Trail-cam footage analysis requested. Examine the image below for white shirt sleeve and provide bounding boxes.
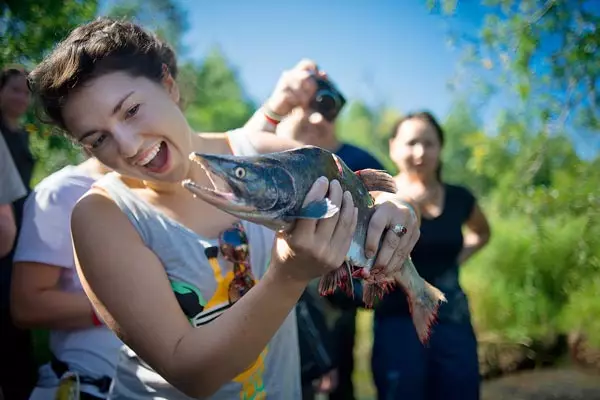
[13,173,90,269]
[226,128,259,157]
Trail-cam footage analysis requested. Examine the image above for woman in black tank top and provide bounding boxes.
[371,111,491,400]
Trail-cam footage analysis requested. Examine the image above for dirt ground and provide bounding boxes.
[481,368,600,400]
[353,311,600,400]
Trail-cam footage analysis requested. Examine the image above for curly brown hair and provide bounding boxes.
[28,17,178,132]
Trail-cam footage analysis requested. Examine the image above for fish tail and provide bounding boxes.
[355,169,397,193]
[318,264,352,297]
[393,257,446,344]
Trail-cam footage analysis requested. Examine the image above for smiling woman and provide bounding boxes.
[27,17,419,399]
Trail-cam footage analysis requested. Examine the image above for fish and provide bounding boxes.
[182,145,446,343]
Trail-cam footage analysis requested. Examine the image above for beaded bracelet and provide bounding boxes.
[262,106,285,125]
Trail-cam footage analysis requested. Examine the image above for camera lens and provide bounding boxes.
[310,77,345,122]
[316,90,336,111]
[315,90,338,120]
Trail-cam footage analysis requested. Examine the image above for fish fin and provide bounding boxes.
[318,264,351,297]
[295,198,339,219]
[362,280,394,309]
[355,169,397,193]
[393,257,447,345]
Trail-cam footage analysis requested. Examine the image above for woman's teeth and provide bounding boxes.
[137,143,161,166]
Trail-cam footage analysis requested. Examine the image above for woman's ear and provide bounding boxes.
[161,64,180,106]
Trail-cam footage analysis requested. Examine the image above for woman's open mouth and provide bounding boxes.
[138,141,170,173]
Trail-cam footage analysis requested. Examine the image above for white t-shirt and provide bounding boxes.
[13,165,123,398]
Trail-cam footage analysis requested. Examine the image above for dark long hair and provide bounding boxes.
[390,111,445,181]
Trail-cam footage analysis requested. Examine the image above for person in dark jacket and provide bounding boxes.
[244,59,385,400]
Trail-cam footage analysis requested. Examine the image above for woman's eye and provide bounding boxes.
[91,134,107,149]
[125,104,140,119]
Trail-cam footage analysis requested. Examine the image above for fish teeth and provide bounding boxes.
[137,143,161,166]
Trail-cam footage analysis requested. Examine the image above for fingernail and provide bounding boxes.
[317,176,328,183]
[365,250,374,258]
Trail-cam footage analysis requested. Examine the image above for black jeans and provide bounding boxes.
[0,306,37,400]
[371,315,480,400]
[328,308,357,400]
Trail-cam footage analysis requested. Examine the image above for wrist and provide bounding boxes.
[265,99,291,119]
[262,105,284,126]
[265,260,311,291]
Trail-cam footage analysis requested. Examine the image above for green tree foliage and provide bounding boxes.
[335,101,401,173]
[105,0,188,53]
[427,0,600,345]
[1,0,98,67]
[180,46,256,133]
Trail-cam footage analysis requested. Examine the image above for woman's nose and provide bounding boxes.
[413,144,425,158]
[113,125,142,159]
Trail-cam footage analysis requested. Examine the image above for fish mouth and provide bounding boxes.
[182,153,256,213]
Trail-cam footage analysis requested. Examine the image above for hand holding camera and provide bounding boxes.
[266,59,346,122]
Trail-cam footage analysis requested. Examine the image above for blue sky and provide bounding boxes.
[176,0,481,120]
[99,0,598,159]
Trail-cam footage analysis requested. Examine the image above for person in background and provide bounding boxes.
[0,133,26,259]
[0,65,37,400]
[0,66,35,220]
[245,59,386,400]
[0,131,25,400]
[11,158,117,400]
[372,111,491,400]
[27,18,418,400]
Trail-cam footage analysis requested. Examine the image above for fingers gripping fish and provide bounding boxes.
[183,146,446,343]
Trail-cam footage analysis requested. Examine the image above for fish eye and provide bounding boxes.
[234,167,246,178]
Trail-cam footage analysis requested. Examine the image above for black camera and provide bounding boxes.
[309,76,346,122]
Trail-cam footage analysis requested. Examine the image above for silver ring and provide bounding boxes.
[391,223,408,238]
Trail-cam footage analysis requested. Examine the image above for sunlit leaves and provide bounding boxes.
[181,47,255,133]
[427,0,600,345]
[106,0,188,54]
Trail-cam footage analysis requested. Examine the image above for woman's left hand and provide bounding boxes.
[364,198,420,273]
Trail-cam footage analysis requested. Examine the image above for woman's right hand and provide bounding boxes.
[272,177,358,283]
[266,59,325,117]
